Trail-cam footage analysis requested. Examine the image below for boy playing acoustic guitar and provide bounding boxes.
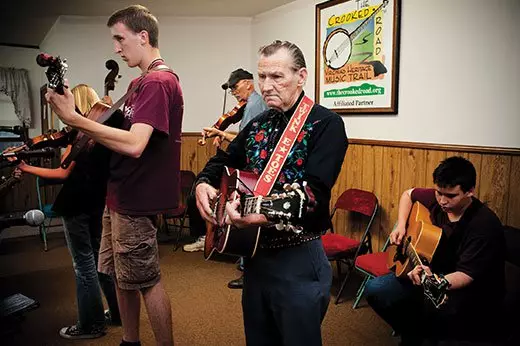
[365,156,505,345]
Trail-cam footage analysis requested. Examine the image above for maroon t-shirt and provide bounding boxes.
[106,64,184,215]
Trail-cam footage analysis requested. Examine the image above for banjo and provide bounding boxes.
[323,0,389,70]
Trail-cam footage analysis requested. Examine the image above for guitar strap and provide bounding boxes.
[253,95,314,197]
[61,64,177,168]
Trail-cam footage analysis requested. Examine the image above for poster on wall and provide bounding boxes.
[315,0,401,114]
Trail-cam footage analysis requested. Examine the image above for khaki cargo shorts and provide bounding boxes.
[98,207,160,290]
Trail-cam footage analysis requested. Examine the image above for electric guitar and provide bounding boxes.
[204,167,315,260]
[387,201,449,308]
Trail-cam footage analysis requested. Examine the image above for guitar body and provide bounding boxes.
[73,102,107,148]
[65,101,123,159]
[204,167,261,260]
[387,202,443,278]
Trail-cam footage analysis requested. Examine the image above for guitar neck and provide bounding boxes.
[242,196,261,216]
[404,238,423,267]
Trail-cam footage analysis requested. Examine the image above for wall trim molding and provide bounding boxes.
[349,139,520,155]
[182,133,520,155]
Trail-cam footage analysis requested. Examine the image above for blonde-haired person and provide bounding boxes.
[11,84,122,339]
[50,84,99,128]
[72,83,100,115]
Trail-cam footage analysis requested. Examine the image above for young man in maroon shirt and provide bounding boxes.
[45,5,183,346]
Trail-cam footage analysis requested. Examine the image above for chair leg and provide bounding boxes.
[334,262,353,305]
[162,215,170,235]
[352,275,370,309]
[173,216,186,252]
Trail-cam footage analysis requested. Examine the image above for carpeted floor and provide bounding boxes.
[0,231,397,346]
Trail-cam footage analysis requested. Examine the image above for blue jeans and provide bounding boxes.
[365,274,423,337]
[242,239,331,346]
[62,212,119,330]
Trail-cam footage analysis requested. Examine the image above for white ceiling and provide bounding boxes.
[0,0,295,48]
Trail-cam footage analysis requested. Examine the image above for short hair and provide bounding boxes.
[433,156,477,192]
[258,40,306,71]
[107,5,159,48]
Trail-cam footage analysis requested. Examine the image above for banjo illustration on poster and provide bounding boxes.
[323,0,388,70]
[316,0,400,114]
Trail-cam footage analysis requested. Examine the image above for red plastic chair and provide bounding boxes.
[163,170,197,251]
[322,188,378,304]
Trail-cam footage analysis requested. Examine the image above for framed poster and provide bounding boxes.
[315,0,401,114]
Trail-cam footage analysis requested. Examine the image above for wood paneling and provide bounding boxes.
[350,139,520,155]
[177,135,520,247]
[361,145,383,250]
[424,150,446,187]
[507,156,520,228]
[468,153,483,196]
[479,155,511,222]
[378,147,402,250]
[3,135,519,240]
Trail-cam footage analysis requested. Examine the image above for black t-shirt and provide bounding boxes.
[411,188,505,312]
[52,143,111,217]
[52,115,122,217]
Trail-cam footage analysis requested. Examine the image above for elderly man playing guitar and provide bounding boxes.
[195,40,348,346]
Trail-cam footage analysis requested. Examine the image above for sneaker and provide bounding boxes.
[105,309,122,326]
[59,324,106,339]
[183,236,205,252]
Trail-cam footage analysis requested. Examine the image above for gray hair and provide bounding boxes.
[258,40,306,71]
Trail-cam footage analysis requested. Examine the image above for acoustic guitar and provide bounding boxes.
[387,201,449,308]
[204,166,314,260]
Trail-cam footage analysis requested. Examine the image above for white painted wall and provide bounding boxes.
[252,0,520,148]
[41,15,254,133]
[1,15,253,136]
[1,0,519,149]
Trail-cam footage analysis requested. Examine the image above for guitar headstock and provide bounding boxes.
[258,182,316,233]
[37,53,68,95]
[422,273,449,309]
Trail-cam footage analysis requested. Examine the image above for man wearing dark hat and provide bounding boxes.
[202,68,268,145]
